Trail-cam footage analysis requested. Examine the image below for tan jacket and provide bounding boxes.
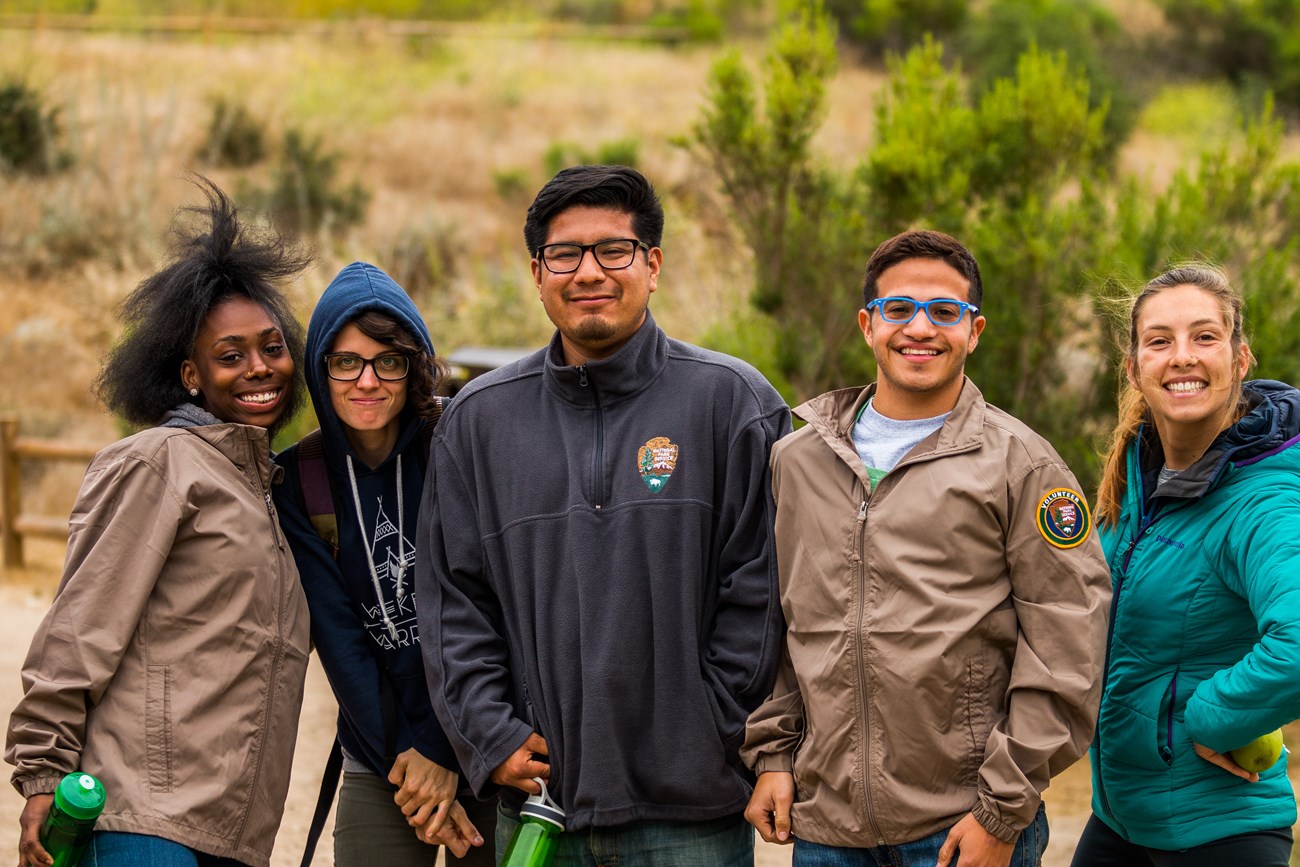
[7,423,310,867]
[742,381,1110,846]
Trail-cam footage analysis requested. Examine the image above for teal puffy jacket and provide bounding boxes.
[1091,380,1300,849]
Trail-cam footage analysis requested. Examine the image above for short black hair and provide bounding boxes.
[523,164,665,256]
[861,229,983,311]
[95,176,310,432]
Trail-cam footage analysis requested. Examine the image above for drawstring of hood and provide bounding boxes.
[346,453,407,641]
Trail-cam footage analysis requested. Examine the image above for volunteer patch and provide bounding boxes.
[637,437,678,492]
[1037,488,1091,549]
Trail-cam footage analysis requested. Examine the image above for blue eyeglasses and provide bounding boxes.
[865,297,980,326]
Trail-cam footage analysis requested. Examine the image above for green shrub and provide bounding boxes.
[542,137,640,179]
[960,0,1140,162]
[492,166,531,201]
[257,128,370,234]
[381,219,460,307]
[198,97,267,168]
[1157,0,1300,113]
[0,81,66,174]
[829,0,969,58]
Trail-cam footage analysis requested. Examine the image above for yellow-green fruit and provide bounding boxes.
[1229,729,1285,773]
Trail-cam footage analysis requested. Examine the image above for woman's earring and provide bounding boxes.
[190,388,199,397]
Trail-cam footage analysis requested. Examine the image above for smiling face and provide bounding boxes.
[327,321,409,445]
[181,296,295,428]
[859,257,985,419]
[1128,283,1251,446]
[531,205,661,366]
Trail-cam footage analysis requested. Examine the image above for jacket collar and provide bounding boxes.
[1136,379,1300,504]
[542,311,668,406]
[795,376,987,466]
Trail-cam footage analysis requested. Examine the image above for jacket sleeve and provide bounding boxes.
[741,646,805,774]
[272,459,457,774]
[1184,492,1300,751]
[416,432,532,796]
[972,459,1112,842]
[6,452,181,797]
[700,404,792,760]
[739,435,804,774]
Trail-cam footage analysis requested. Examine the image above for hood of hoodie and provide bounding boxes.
[305,261,434,468]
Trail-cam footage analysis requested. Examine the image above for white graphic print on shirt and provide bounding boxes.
[361,495,417,649]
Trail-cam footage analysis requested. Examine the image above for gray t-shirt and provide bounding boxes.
[851,399,950,489]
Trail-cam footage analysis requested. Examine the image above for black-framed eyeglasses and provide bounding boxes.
[537,239,650,274]
[865,297,980,327]
[323,352,411,382]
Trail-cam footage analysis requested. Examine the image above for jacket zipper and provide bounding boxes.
[234,432,289,847]
[852,495,886,845]
[1162,671,1177,765]
[1095,506,1158,827]
[579,365,605,509]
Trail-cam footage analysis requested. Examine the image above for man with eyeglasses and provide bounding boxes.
[416,164,790,866]
[741,229,1110,867]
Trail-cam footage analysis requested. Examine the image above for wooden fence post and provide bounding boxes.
[0,416,22,568]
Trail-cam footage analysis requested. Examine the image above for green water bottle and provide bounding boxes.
[500,777,565,867]
[39,772,105,867]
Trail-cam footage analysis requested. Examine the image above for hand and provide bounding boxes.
[744,771,795,844]
[1193,742,1260,782]
[936,812,1015,867]
[18,794,54,867]
[413,798,485,856]
[388,749,458,837]
[490,732,550,794]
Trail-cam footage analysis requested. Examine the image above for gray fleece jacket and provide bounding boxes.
[415,312,790,830]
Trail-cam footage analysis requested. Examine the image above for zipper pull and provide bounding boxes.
[858,500,867,521]
[578,364,589,387]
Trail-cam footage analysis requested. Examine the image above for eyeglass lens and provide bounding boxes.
[542,240,640,273]
[877,298,969,325]
[326,354,409,381]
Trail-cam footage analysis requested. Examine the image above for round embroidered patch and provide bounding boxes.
[1036,488,1092,549]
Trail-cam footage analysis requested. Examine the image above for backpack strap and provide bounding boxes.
[296,429,339,559]
[299,738,342,867]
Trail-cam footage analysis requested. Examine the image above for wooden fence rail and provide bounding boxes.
[0,416,102,569]
[0,13,693,42]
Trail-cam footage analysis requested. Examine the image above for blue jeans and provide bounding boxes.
[87,832,248,867]
[495,804,753,867]
[792,804,1048,867]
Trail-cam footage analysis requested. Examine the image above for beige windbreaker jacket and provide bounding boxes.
[6,423,310,867]
[742,380,1110,847]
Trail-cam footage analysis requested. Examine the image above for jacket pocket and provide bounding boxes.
[1157,672,1178,766]
[961,656,990,786]
[145,664,173,792]
[1100,679,1174,772]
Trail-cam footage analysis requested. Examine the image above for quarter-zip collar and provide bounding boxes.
[543,311,668,407]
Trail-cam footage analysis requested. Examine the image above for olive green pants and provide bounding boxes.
[333,769,497,867]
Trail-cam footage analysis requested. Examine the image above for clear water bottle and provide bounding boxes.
[39,772,105,867]
[500,777,565,867]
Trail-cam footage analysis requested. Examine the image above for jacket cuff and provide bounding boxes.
[753,752,794,774]
[15,775,61,799]
[971,798,1021,844]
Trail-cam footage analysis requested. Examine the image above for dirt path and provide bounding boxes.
[0,551,1161,867]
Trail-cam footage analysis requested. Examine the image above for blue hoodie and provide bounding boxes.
[273,261,456,776]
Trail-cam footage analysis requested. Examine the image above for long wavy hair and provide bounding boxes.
[1094,264,1254,526]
